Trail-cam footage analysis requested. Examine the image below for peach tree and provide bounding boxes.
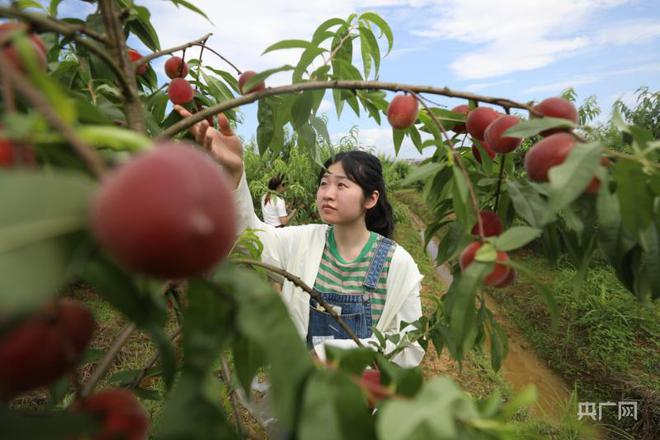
[1,1,658,439]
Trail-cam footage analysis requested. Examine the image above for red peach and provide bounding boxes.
[451,104,470,133]
[484,115,522,153]
[472,141,496,163]
[167,78,194,105]
[459,242,511,286]
[0,298,95,400]
[387,94,419,129]
[73,389,149,440]
[127,49,147,76]
[238,70,265,94]
[90,142,237,278]
[534,97,578,136]
[524,133,576,182]
[164,56,189,79]
[470,210,504,237]
[466,107,499,141]
[0,22,47,72]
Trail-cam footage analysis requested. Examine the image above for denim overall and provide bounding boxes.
[306,236,394,348]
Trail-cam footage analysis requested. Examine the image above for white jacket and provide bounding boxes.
[233,171,425,367]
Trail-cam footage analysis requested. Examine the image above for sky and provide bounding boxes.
[55,0,660,159]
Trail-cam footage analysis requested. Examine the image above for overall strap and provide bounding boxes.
[363,237,394,290]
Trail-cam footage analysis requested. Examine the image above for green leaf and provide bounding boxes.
[312,18,346,44]
[232,334,265,394]
[492,226,542,251]
[13,35,76,124]
[81,254,167,329]
[182,279,234,373]
[263,39,313,55]
[299,370,376,440]
[503,117,575,138]
[291,92,314,128]
[170,0,212,23]
[613,159,654,238]
[358,27,372,78]
[125,4,161,51]
[377,377,480,440]
[359,24,381,77]
[0,406,98,440]
[310,116,331,146]
[256,97,276,155]
[506,181,549,228]
[203,67,240,94]
[76,126,151,151]
[359,12,393,56]
[243,65,294,94]
[545,142,602,221]
[212,266,314,429]
[157,373,237,440]
[0,171,95,315]
[333,88,345,118]
[392,128,405,156]
[49,0,64,17]
[202,71,235,103]
[445,262,490,359]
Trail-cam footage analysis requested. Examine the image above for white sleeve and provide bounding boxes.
[233,171,310,270]
[276,197,287,217]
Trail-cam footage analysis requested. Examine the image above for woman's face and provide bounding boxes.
[316,162,378,226]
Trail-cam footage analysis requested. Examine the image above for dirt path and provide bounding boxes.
[409,213,573,426]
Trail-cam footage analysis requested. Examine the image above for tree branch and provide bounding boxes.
[193,43,242,75]
[158,79,536,140]
[98,0,145,133]
[232,258,365,348]
[219,356,245,439]
[136,33,213,66]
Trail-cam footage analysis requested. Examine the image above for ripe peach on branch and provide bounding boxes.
[90,142,237,278]
[387,94,419,129]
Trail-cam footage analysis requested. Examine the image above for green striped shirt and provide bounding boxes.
[313,227,395,323]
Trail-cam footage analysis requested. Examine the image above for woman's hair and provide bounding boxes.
[318,150,394,238]
[265,174,285,204]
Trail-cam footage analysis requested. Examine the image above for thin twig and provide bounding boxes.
[493,154,506,212]
[159,80,536,140]
[232,258,364,347]
[0,53,107,177]
[193,43,242,75]
[219,356,245,439]
[81,323,137,397]
[136,33,212,66]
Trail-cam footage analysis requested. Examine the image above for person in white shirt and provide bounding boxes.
[261,175,297,227]
[174,105,424,368]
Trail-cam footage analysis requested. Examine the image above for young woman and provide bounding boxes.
[175,106,424,368]
[261,174,297,227]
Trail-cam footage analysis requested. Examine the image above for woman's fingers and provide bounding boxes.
[217,113,234,136]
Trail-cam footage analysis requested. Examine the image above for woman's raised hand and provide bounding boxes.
[174,105,244,188]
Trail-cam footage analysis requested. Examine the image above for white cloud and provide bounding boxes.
[409,0,653,79]
[465,79,513,92]
[593,19,660,46]
[523,62,660,94]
